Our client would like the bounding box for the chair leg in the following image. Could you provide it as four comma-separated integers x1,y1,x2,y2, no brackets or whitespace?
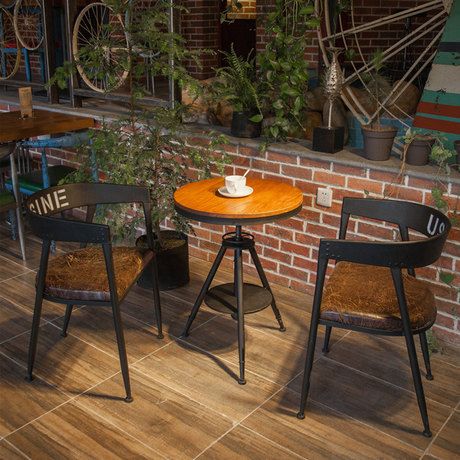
322,326,332,353
419,332,433,381
298,259,328,419
16,206,26,261
182,245,226,337
26,240,50,381
8,209,17,240
391,269,431,437
61,305,73,337
111,301,132,403
151,258,163,339
26,294,44,381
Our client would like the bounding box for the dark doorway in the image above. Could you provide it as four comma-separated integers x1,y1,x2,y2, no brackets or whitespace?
220,19,257,64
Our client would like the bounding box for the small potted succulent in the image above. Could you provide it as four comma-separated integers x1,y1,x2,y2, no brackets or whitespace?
210,46,263,138
401,128,435,166
361,51,398,161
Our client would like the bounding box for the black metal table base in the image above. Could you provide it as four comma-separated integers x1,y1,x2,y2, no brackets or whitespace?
205,283,273,318
182,226,285,385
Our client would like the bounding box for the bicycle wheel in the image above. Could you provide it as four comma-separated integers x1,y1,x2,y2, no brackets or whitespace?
0,7,20,80
316,0,449,125
73,2,130,93
13,0,43,50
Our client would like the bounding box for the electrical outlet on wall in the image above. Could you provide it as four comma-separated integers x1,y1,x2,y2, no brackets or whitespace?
317,187,333,207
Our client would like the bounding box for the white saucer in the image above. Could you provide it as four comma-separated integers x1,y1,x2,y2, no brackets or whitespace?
218,185,254,198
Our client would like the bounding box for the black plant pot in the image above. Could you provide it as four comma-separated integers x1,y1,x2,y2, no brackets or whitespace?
406,138,434,166
136,230,190,291
231,111,262,138
312,126,345,153
362,126,398,161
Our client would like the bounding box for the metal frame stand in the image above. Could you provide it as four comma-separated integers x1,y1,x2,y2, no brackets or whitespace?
182,225,285,384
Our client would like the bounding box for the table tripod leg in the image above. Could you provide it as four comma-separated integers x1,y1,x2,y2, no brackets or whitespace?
235,245,246,385
181,245,227,337
249,246,286,332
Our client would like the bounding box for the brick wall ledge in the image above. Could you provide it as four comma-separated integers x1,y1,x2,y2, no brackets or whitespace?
2,95,458,187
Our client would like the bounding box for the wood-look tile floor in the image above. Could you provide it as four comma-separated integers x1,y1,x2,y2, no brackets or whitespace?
0,229,459,459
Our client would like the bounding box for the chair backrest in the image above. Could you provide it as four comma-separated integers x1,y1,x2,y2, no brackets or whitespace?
26,183,152,244
323,197,452,269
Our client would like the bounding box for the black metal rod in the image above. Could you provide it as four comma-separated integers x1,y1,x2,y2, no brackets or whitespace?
235,244,246,385
26,239,51,381
249,246,285,332
182,245,227,337
61,304,74,337
103,243,132,403
151,257,163,339
298,258,328,419
419,331,433,380
322,326,332,353
391,268,431,437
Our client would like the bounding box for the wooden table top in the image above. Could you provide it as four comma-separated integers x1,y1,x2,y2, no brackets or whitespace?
0,110,95,144
174,177,303,224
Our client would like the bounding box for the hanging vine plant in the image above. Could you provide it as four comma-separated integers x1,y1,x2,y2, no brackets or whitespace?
257,0,320,145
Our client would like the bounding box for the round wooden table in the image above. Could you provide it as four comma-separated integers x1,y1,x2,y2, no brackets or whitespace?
174,177,303,384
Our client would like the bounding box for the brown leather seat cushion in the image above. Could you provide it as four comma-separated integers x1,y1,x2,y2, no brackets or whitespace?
321,262,436,332
43,246,154,302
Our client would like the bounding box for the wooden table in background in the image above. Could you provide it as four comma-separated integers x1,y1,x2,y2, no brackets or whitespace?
174,177,303,385
0,109,95,259
0,110,95,144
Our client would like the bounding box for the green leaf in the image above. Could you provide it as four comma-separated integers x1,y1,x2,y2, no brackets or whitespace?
250,114,263,123
440,271,455,286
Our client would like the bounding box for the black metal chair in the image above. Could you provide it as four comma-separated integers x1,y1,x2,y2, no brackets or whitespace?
25,183,163,402
297,198,451,437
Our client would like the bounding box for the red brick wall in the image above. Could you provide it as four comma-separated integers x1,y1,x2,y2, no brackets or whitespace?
227,0,257,20
180,0,221,79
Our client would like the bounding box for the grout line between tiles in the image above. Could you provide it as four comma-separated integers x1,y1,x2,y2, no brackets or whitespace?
278,385,427,455
0,270,34,285
421,406,456,459
192,331,354,459
1,352,165,459
126,365,236,426
1,438,31,459
320,355,454,411
242,425,306,459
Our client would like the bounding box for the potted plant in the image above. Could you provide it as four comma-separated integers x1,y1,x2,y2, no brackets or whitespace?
50,0,229,290
401,128,435,166
210,45,263,138
257,0,319,145
454,140,460,171
361,51,398,161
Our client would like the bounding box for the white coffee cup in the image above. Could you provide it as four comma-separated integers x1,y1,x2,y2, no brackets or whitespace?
225,175,246,195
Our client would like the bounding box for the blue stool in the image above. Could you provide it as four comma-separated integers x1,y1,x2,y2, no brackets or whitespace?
5,131,97,196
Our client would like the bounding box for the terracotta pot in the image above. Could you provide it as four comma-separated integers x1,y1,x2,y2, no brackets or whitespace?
231,111,262,138
361,126,398,161
405,138,434,166
136,230,189,291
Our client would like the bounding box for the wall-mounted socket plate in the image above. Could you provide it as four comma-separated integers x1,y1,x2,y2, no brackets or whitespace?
317,187,333,207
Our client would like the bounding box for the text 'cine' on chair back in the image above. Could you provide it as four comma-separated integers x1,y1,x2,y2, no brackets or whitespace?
25,183,152,245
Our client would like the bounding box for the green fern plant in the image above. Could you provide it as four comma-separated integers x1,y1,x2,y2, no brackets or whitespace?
210,45,263,122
